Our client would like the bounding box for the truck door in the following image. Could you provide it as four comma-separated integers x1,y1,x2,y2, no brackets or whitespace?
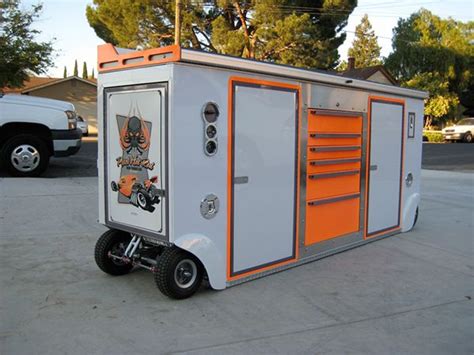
367,98,404,237
104,84,166,237
229,79,300,278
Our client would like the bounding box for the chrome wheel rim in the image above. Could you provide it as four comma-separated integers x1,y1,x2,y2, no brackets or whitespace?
174,259,197,289
10,144,40,172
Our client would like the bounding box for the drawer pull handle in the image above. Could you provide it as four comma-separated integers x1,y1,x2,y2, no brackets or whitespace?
310,146,360,152
310,133,361,138
309,170,360,179
310,158,361,166
308,193,360,206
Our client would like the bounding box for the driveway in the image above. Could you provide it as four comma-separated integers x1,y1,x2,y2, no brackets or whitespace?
0,170,472,354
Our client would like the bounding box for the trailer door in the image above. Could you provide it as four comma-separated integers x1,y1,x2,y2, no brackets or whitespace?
367,99,404,237
230,80,299,277
104,85,166,237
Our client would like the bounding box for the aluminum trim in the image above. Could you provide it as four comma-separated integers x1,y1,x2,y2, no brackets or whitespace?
227,227,402,287
310,109,363,117
308,193,360,206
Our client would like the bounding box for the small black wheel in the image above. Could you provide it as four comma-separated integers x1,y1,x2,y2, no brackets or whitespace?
1,134,50,177
137,188,155,212
463,132,472,143
94,229,133,276
111,181,118,191
413,207,419,228
154,247,203,299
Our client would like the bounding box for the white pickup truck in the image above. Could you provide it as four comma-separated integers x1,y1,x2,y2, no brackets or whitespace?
0,94,82,176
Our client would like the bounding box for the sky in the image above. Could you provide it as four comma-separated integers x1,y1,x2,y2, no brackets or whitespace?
23,0,473,78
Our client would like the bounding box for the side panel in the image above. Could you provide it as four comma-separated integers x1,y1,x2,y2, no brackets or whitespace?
104,84,167,237
367,98,404,236
231,81,299,275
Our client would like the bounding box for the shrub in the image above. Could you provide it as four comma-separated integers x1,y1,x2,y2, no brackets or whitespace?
423,130,444,143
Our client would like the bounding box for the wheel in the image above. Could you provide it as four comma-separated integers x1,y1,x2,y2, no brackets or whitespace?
463,132,472,143
413,207,419,228
154,247,203,299
94,229,133,276
1,134,49,177
136,188,155,212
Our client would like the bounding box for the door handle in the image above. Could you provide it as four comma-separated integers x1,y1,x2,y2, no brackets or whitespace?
234,176,249,184
370,165,378,171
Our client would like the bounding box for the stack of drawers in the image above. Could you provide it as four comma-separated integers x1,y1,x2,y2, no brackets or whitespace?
305,110,363,246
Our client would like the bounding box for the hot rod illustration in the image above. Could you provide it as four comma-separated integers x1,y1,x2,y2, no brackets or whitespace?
111,174,160,212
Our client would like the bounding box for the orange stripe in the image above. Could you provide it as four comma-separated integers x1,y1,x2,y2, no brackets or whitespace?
97,43,181,73
364,96,405,239
227,76,301,281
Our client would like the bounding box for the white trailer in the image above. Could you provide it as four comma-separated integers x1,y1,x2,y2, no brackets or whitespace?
95,44,427,299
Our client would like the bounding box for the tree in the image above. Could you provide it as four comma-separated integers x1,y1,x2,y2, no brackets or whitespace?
347,14,381,68
86,0,357,69
90,68,95,79
82,61,88,79
73,60,78,76
63,66,67,78
0,1,54,88
386,9,474,126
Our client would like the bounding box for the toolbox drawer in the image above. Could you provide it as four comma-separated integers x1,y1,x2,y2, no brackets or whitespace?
305,196,360,245
308,145,362,160
307,159,361,174
308,132,361,147
307,170,360,200
308,113,362,133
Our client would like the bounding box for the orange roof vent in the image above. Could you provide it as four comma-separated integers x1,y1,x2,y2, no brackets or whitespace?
97,43,181,73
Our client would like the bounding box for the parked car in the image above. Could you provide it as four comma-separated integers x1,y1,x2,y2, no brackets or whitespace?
77,115,89,136
442,118,474,143
0,94,82,177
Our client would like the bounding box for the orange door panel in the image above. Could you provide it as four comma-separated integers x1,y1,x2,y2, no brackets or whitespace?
305,197,360,245
306,171,360,200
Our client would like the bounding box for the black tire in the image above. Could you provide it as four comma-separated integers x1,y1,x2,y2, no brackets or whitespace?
1,134,50,177
94,229,133,276
413,207,419,228
154,247,203,299
463,132,472,143
136,188,155,212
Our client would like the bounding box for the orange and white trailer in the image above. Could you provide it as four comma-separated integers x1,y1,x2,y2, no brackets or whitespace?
95,44,427,299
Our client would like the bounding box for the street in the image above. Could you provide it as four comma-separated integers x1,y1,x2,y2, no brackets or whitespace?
0,140,473,354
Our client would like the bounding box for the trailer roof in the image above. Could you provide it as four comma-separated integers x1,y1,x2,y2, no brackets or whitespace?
98,44,428,100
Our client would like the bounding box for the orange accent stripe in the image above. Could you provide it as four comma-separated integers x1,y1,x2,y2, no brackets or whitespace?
227,76,301,282
364,96,405,239
97,43,181,73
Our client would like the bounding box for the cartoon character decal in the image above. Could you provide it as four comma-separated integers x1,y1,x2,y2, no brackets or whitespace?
111,109,160,213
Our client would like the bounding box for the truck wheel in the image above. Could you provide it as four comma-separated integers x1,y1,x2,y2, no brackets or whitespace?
154,247,203,299
463,132,472,143
95,229,133,276
1,134,49,177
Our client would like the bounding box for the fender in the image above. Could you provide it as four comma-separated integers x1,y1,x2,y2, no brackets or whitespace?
402,192,420,232
174,233,226,290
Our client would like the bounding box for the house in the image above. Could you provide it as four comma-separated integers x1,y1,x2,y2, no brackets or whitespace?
338,57,397,86
3,76,98,134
